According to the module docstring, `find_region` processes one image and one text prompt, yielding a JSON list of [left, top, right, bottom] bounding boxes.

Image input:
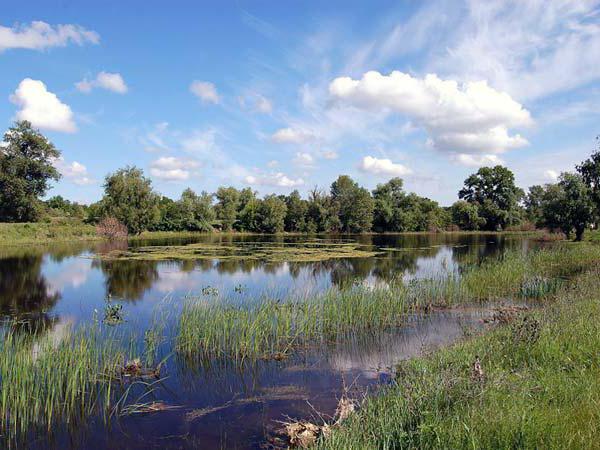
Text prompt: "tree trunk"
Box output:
[[575, 226, 585, 241]]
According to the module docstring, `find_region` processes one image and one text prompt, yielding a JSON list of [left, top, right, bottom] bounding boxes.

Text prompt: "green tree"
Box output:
[[539, 173, 595, 241], [372, 178, 405, 232], [178, 188, 214, 231], [306, 187, 340, 233], [450, 200, 485, 231], [256, 195, 287, 233], [215, 187, 240, 231], [0, 121, 61, 222], [576, 139, 600, 225], [284, 190, 308, 232], [238, 190, 261, 232], [524, 185, 545, 225], [458, 165, 524, 231], [100, 166, 159, 234], [331, 175, 374, 233]]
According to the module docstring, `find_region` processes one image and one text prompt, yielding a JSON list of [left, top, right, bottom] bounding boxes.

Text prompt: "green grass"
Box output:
[[314, 249, 600, 449], [0, 220, 98, 245], [176, 244, 600, 361]]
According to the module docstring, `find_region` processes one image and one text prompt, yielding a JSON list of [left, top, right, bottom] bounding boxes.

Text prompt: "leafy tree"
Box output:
[[178, 188, 214, 231], [215, 187, 240, 231], [256, 195, 287, 233], [45, 195, 86, 218], [284, 190, 308, 232], [539, 173, 595, 241], [450, 200, 485, 231], [576, 138, 600, 224], [0, 121, 61, 222], [238, 193, 261, 232], [306, 187, 340, 233], [100, 166, 159, 234], [372, 178, 405, 232], [331, 175, 374, 233], [458, 165, 524, 231], [524, 185, 545, 225]]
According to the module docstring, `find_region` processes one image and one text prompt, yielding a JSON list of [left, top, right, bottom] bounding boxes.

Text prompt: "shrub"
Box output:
[[96, 217, 128, 239]]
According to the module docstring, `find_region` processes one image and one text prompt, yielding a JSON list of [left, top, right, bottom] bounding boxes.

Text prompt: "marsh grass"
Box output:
[[0, 324, 124, 443], [176, 244, 600, 362], [314, 253, 600, 449]]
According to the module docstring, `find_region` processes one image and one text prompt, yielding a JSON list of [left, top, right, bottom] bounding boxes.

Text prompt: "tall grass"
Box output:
[[315, 254, 600, 449], [177, 244, 600, 361]]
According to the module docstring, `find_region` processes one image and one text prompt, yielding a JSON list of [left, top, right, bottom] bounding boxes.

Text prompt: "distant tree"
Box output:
[[306, 187, 340, 233], [256, 195, 287, 233], [178, 188, 214, 231], [372, 178, 405, 232], [45, 195, 86, 218], [576, 138, 600, 224], [331, 175, 374, 233], [539, 173, 595, 241], [394, 194, 445, 232], [100, 166, 159, 234], [284, 190, 308, 232], [238, 192, 260, 232], [524, 185, 545, 226], [458, 165, 524, 231], [450, 200, 485, 231], [0, 121, 61, 222], [215, 187, 240, 231]]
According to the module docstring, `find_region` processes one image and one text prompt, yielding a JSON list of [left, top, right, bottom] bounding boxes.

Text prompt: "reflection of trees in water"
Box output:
[[0, 255, 61, 334], [92, 259, 159, 301]]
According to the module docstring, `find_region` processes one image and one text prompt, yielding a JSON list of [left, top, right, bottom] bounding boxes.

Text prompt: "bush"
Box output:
[[96, 217, 128, 239]]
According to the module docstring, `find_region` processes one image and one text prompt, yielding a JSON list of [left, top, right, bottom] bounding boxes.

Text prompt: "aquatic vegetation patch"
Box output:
[[97, 240, 382, 263]]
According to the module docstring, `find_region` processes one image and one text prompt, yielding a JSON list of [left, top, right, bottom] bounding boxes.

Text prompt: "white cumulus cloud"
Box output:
[[10, 78, 76, 133], [150, 156, 199, 181], [52, 157, 94, 185], [293, 152, 315, 167], [329, 71, 532, 156], [271, 127, 316, 144], [190, 81, 219, 104], [245, 172, 304, 188], [76, 72, 128, 94], [544, 169, 559, 181], [0, 21, 99, 52], [358, 156, 412, 177], [452, 153, 504, 167]]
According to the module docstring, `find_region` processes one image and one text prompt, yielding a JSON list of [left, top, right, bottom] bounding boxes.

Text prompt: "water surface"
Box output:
[[0, 233, 536, 449]]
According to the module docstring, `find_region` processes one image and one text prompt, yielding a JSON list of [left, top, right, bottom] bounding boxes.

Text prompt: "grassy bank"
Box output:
[[315, 248, 600, 449], [0, 220, 98, 245]]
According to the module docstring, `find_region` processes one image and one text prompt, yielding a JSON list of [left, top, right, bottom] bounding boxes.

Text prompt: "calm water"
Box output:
[[0, 234, 536, 449]]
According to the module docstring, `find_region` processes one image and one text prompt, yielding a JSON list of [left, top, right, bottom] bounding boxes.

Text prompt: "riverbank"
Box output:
[[315, 246, 600, 449], [0, 219, 566, 246]]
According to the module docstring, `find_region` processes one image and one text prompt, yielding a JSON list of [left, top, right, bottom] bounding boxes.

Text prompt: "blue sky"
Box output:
[[1, 0, 599, 205]]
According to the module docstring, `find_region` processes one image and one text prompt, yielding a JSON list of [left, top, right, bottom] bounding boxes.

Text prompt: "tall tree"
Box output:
[[539, 173, 595, 241], [576, 138, 600, 225], [458, 165, 524, 231], [101, 166, 159, 234], [178, 188, 215, 231], [256, 195, 287, 233], [284, 190, 308, 232], [372, 178, 405, 232], [215, 187, 240, 231], [0, 121, 61, 222], [306, 187, 340, 233], [331, 175, 374, 233]]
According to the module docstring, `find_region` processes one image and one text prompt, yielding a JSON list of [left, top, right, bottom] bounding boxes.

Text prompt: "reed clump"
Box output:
[[176, 244, 600, 361]]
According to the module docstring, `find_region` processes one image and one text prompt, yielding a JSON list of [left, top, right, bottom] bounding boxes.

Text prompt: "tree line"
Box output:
[[1, 121, 599, 240]]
